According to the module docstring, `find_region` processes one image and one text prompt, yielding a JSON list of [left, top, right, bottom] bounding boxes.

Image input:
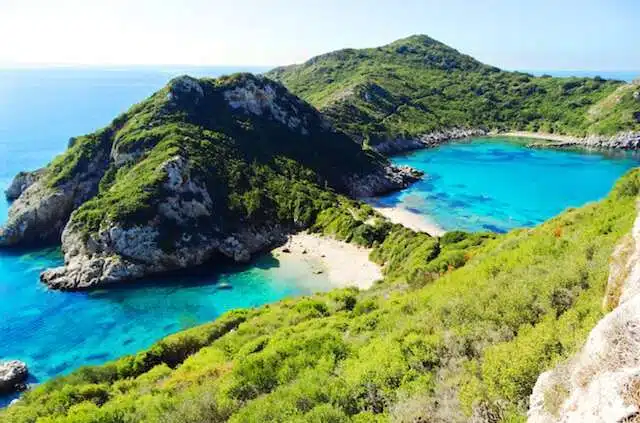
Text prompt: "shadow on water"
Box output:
[[85, 250, 283, 297]]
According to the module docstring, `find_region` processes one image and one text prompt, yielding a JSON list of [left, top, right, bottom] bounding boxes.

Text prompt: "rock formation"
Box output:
[[528, 203, 640, 422], [0, 361, 28, 394]]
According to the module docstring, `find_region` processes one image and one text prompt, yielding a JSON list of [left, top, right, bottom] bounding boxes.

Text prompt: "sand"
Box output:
[[368, 204, 445, 236], [272, 233, 382, 290], [502, 131, 577, 143]]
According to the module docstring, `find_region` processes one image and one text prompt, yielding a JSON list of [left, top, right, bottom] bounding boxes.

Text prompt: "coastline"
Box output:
[[502, 131, 577, 143], [271, 232, 382, 290], [366, 202, 445, 236]]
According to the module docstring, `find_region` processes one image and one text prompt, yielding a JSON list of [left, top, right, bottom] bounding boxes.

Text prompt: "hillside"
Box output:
[[267, 35, 640, 148], [2, 168, 638, 422], [0, 73, 419, 289]]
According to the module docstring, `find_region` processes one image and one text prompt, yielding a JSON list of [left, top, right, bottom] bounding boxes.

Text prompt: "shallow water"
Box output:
[[379, 137, 640, 233], [0, 68, 638, 406]]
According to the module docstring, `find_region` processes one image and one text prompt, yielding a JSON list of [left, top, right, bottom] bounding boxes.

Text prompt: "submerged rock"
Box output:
[[0, 360, 28, 394]]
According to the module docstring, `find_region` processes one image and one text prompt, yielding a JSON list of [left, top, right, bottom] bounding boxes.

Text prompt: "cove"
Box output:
[[376, 137, 640, 233]]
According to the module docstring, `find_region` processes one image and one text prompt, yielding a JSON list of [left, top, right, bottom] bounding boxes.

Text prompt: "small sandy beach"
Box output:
[[502, 131, 577, 143], [272, 233, 382, 290]]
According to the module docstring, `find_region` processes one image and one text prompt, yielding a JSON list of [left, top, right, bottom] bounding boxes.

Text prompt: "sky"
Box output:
[[0, 0, 638, 70]]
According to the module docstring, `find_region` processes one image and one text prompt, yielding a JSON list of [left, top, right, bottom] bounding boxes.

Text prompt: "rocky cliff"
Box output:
[[370, 128, 488, 154], [528, 202, 640, 423], [2, 73, 417, 290]]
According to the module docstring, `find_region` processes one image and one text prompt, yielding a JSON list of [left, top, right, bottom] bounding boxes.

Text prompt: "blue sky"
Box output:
[[0, 0, 637, 70]]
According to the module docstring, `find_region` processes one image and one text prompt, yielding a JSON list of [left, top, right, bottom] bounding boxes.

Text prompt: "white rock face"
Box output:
[[528, 204, 640, 423], [40, 154, 288, 290], [4, 169, 44, 200], [224, 79, 309, 134], [371, 128, 488, 154], [0, 360, 28, 393]]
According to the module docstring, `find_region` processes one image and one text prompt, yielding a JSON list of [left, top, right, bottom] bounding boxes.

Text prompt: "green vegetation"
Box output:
[[268, 35, 640, 144], [4, 166, 638, 421], [40, 73, 387, 243]]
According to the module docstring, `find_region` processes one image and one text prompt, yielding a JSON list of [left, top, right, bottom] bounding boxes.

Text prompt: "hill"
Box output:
[[0, 73, 418, 289], [267, 35, 640, 150]]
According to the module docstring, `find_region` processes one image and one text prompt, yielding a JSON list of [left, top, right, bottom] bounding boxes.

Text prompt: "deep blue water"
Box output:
[[379, 138, 639, 233], [0, 68, 638, 406]]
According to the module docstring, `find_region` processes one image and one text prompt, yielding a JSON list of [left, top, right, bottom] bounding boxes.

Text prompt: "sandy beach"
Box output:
[[502, 131, 577, 143], [368, 204, 445, 236], [272, 232, 382, 290]]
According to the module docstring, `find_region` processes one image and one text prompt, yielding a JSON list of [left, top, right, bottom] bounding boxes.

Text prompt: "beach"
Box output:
[[502, 131, 577, 143], [272, 232, 383, 290]]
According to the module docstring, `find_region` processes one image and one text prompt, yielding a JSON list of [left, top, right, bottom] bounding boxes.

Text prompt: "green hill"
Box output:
[[268, 35, 640, 146], [0, 73, 416, 289], [3, 166, 638, 422]]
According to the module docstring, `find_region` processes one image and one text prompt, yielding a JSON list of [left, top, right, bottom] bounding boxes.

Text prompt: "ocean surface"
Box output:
[[380, 138, 639, 233], [0, 67, 638, 406]]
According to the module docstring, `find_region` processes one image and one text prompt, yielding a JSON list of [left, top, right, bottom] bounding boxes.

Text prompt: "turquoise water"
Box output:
[[0, 68, 638, 406], [378, 138, 639, 233]]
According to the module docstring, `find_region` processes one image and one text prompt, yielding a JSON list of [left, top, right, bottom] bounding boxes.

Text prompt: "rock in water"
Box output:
[[0, 360, 28, 394]]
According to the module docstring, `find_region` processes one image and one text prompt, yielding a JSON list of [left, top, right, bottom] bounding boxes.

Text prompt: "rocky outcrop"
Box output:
[[0, 361, 28, 394], [371, 128, 488, 155], [526, 131, 640, 150], [40, 155, 289, 290], [5, 169, 44, 201], [528, 203, 640, 423], [344, 165, 423, 198]]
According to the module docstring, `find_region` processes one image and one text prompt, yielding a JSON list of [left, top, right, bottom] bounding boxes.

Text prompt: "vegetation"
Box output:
[[39, 73, 388, 243], [268, 35, 640, 144], [4, 167, 638, 422]]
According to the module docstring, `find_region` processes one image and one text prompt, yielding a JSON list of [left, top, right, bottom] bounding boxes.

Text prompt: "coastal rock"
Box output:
[[371, 128, 488, 154], [344, 165, 423, 198], [5, 169, 44, 201], [40, 155, 288, 290], [528, 205, 640, 422], [0, 182, 75, 246], [526, 131, 640, 150], [0, 360, 28, 394]]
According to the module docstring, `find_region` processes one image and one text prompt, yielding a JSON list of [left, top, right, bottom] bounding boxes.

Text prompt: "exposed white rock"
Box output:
[[525, 131, 640, 150], [371, 128, 488, 154], [224, 78, 309, 134], [0, 360, 28, 394], [344, 165, 423, 198], [40, 154, 289, 290], [528, 203, 640, 423], [5, 169, 44, 200]]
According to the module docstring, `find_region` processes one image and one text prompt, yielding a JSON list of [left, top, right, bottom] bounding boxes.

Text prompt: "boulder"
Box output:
[[0, 360, 28, 394]]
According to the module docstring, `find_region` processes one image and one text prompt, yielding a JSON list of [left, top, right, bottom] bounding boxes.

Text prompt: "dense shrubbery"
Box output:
[[4, 166, 637, 422], [268, 35, 639, 143]]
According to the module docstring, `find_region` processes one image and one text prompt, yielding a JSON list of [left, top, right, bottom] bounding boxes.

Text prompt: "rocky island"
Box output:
[[0, 73, 419, 290]]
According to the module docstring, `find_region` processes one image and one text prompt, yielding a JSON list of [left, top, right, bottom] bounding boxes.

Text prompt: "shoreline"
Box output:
[[271, 232, 382, 290], [366, 202, 445, 236], [501, 131, 578, 143]]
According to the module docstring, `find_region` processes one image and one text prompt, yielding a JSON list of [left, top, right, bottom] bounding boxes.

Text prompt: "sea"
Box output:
[[0, 66, 638, 406]]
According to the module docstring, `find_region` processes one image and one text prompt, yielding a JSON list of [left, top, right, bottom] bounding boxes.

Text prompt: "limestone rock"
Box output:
[[344, 164, 423, 198], [0, 360, 28, 394], [5, 169, 44, 200], [371, 128, 488, 154], [528, 204, 640, 422]]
